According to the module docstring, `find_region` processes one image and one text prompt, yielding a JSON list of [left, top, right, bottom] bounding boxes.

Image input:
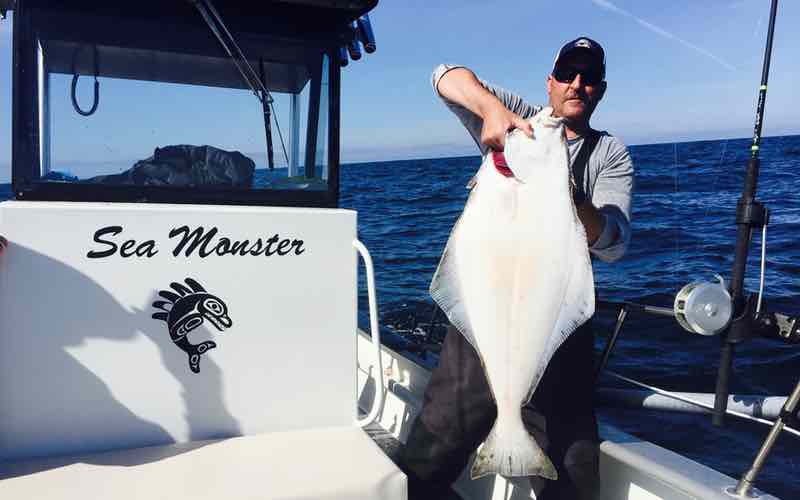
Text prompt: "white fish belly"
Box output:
[[452, 167, 573, 411]]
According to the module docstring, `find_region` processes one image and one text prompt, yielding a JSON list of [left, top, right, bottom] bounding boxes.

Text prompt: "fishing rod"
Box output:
[[594, 3, 792, 421], [713, 0, 780, 429]]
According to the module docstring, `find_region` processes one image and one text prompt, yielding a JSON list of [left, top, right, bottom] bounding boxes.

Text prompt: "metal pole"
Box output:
[[713, 0, 779, 427], [290, 93, 300, 177], [259, 59, 275, 170], [732, 377, 800, 498], [595, 306, 628, 382], [304, 59, 322, 179]]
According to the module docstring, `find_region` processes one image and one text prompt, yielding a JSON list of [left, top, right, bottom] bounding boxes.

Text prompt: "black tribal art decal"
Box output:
[[152, 278, 233, 373]]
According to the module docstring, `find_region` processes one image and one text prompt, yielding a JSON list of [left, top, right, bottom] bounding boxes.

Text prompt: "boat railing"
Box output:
[[354, 239, 385, 427]]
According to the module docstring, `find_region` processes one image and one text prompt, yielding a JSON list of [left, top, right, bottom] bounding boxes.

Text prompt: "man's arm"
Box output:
[[436, 67, 533, 151], [586, 138, 634, 262], [577, 200, 609, 245], [432, 65, 539, 152]]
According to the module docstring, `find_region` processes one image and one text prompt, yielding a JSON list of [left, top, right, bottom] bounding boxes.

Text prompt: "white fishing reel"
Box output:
[[674, 275, 733, 336]]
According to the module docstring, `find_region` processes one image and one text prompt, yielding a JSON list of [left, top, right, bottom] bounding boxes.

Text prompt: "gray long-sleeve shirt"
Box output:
[[432, 64, 634, 263]]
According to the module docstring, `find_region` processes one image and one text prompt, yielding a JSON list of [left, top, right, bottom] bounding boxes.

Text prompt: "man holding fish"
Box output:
[[402, 38, 634, 500]]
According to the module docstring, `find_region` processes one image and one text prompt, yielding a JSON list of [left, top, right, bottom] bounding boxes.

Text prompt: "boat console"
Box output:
[[0, 1, 405, 498]]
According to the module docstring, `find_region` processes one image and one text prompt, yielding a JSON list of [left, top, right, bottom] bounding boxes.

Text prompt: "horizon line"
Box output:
[[340, 132, 800, 166], [0, 132, 797, 173]]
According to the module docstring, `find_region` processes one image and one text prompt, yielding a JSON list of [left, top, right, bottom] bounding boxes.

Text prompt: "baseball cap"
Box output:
[[552, 37, 606, 81]]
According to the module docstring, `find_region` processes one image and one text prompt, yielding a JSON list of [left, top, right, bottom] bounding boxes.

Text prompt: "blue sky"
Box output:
[[1, 0, 799, 179]]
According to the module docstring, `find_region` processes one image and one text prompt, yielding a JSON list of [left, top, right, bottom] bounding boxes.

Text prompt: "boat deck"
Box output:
[[363, 421, 464, 500], [364, 421, 404, 463]]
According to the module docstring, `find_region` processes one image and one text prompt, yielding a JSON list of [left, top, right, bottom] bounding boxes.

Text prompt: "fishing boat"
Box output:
[[0, 1, 796, 499]]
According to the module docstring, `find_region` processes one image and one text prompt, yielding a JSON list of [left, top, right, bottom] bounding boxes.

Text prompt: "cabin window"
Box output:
[[13, 4, 341, 207]]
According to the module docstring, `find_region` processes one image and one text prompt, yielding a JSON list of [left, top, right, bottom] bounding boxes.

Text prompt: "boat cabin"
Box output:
[[10, 0, 366, 207], [0, 2, 406, 499]]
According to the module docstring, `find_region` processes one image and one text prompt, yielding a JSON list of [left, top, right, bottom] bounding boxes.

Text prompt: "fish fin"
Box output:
[[567, 222, 596, 321], [152, 300, 171, 311], [471, 420, 557, 480], [429, 163, 487, 350], [170, 282, 192, 296], [554, 222, 595, 340], [184, 278, 206, 293], [429, 234, 479, 350], [525, 222, 595, 406], [158, 290, 181, 303]]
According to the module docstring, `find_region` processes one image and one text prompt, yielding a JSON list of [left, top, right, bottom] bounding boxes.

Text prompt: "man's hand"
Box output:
[[436, 67, 533, 151], [480, 104, 533, 152]]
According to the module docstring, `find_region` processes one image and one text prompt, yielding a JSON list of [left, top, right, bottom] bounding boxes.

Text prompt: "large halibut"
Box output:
[[429, 107, 595, 480]]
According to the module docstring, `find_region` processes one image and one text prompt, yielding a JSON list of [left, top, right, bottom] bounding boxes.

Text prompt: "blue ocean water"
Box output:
[[340, 135, 800, 499], [1, 135, 797, 497]]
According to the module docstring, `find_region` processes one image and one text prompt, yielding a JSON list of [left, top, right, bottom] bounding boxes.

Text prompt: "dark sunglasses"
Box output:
[[552, 65, 604, 86]]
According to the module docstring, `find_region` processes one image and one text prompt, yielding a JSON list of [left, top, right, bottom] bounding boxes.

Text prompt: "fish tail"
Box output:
[[185, 340, 217, 374], [470, 417, 557, 480]]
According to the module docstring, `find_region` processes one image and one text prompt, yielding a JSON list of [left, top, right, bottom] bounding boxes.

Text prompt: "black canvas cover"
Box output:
[[88, 145, 255, 188]]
